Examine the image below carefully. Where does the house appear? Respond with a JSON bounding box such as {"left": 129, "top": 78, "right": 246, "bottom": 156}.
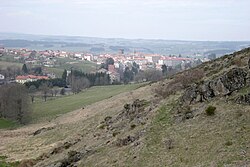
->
{"left": 84, "top": 54, "right": 93, "bottom": 61}
{"left": 0, "top": 74, "right": 5, "bottom": 85}
{"left": 158, "top": 57, "right": 191, "bottom": 67}
{"left": 16, "top": 75, "right": 49, "bottom": 84}
{"left": 60, "top": 51, "right": 68, "bottom": 58}
{"left": 0, "top": 74, "right": 5, "bottom": 80}
{"left": 97, "top": 68, "right": 108, "bottom": 74}
{"left": 109, "top": 72, "right": 120, "bottom": 83}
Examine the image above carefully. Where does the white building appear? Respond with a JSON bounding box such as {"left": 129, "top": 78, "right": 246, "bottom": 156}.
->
{"left": 0, "top": 74, "right": 5, "bottom": 80}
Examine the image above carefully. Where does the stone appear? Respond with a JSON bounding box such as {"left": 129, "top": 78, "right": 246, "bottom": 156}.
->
{"left": 235, "top": 93, "right": 250, "bottom": 104}
{"left": 33, "top": 127, "right": 54, "bottom": 136}
{"left": 182, "top": 68, "right": 248, "bottom": 104}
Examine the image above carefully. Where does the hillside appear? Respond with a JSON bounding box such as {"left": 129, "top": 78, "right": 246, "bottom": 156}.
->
{"left": 0, "top": 48, "right": 250, "bottom": 167}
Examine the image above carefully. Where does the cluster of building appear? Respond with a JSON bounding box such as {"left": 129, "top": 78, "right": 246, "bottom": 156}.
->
{"left": 1, "top": 47, "right": 211, "bottom": 69}
{"left": 15, "top": 75, "right": 49, "bottom": 84}
{"left": 0, "top": 73, "right": 49, "bottom": 85}
{"left": 0, "top": 46, "right": 213, "bottom": 84}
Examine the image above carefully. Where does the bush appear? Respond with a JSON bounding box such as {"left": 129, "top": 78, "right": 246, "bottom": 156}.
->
{"left": 60, "top": 88, "right": 65, "bottom": 95}
{"left": 154, "top": 69, "right": 205, "bottom": 99}
{"left": 225, "top": 141, "right": 233, "bottom": 146}
{"left": 130, "top": 124, "right": 136, "bottom": 129}
{"left": 205, "top": 106, "right": 216, "bottom": 116}
{"left": 175, "top": 69, "right": 205, "bottom": 88}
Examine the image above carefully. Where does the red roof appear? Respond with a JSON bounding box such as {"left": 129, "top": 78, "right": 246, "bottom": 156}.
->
{"left": 16, "top": 75, "right": 49, "bottom": 80}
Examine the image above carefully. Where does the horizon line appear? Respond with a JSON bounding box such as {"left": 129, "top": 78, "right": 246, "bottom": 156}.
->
{"left": 1, "top": 32, "right": 250, "bottom": 43}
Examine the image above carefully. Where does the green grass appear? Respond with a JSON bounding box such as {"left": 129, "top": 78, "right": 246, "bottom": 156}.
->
{"left": 0, "top": 57, "right": 98, "bottom": 77}
{"left": 0, "top": 156, "right": 19, "bottom": 167}
{"left": 0, "top": 61, "right": 22, "bottom": 69}
{"left": 43, "top": 67, "right": 64, "bottom": 77}
{"left": 43, "top": 59, "right": 100, "bottom": 77}
{"left": 31, "top": 84, "right": 144, "bottom": 122}
{"left": 55, "top": 58, "right": 99, "bottom": 73}
{"left": 0, "top": 119, "right": 18, "bottom": 129}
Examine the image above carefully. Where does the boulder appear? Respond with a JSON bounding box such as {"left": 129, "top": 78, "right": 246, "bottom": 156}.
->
{"left": 182, "top": 68, "right": 248, "bottom": 104}
{"left": 235, "top": 93, "right": 250, "bottom": 104}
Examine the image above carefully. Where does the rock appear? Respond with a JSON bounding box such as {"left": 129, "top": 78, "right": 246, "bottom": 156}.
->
{"left": 33, "top": 127, "right": 54, "bottom": 136}
{"left": 185, "top": 112, "right": 194, "bottom": 119}
{"left": 164, "top": 138, "right": 174, "bottom": 149}
{"left": 51, "top": 139, "right": 81, "bottom": 155}
{"left": 248, "top": 58, "right": 250, "bottom": 69}
{"left": 116, "top": 135, "right": 139, "bottom": 147}
{"left": 18, "top": 159, "right": 36, "bottom": 167}
{"left": 182, "top": 68, "right": 248, "bottom": 104}
{"left": 53, "top": 162, "right": 62, "bottom": 167}
{"left": 48, "top": 149, "right": 96, "bottom": 167}
{"left": 235, "top": 93, "right": 250, "bottom": 104}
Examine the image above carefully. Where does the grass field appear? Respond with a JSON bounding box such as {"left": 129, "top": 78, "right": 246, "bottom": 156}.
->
{"left": 31, "top": 84, "right": 144, "bottom": 122}
{"left": 0, "top": 61, "right": 22, "bottom": 69}
{"left": 0, "top": 155, "right": 19, "bottom": 167}
{"left": 0, "top": 118, "right": 18, "bottom": 129}
{"left": 55, "top": 58, "right": 98, "bottom": 73}
{"left": 0, "top": 58, "right": 98, "bottom": 78}
{"left": 43, "top": 57, "right": 99, "bottom": 77}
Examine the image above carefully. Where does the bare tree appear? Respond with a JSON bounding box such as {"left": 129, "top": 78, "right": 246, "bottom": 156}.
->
{"left": 71, "top": 76, "right": 90, "bottom": 94}
{"left": 28, "top": 85, "right": 37, "bottom": 103}
{"left": 0, "top": 84, "right": 30, "bottom": 124}
{"left": 40, "top": 83, "right": 50, "bottom": 102}
{"left": 135, "top": 69, "right": 162, "bottom": 82}
{"left": 54, "top": 89, "right": 59, "bottom": 97}
{"left": 50, "top": 89, "right": 54, "bottom": 97}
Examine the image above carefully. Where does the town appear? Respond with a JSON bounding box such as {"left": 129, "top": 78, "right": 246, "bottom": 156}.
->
{"left": 0, "top": 46, "right": 215, "bottom": 85}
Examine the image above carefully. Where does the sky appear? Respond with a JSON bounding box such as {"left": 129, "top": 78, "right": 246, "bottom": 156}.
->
{"left": 0, "top": 0, "right": 250, "bottom": 41}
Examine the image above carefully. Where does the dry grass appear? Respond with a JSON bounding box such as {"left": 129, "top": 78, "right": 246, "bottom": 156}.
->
{"left": 1, "top": 49, "right": 250, "bottom": 167}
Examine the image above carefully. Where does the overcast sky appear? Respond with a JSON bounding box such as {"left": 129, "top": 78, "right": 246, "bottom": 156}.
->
{"left": 0, "top": 0, "right": 250, "bottom": 41}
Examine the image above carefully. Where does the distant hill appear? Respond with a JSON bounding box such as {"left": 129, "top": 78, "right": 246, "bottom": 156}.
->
{"left": 0, "top": 32, "right": 250, "bottom": 56}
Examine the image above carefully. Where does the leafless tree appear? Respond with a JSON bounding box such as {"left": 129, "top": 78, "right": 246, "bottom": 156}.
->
{"left": 39, "top": 82, "right": 50, "bottom": 102}
{"left": 0, "top": 84, "right": 30, "bottom": 124}
{"left": 71, "top": 76, "right": 90, "bottom": 94}
{"left": 135, "top": 69, "right": 162, "bottom": 82}
{"left": 28, "top": 85, "right": 37, "bottom": 103}
{"left": 54, "top": 89, "right": 59, "bottom": 97}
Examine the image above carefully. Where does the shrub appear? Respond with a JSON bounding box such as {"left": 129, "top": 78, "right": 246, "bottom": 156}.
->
{"left": 153, "top": 81, "right": 182, "bottom": 99}
{"left": 130, "top": 124, "right": 136, "bottom": 129}
{"left": 112, "top": 131, "right": 120, "bottom": 137}
{"left": 225, "top": 141, "right": 233, "bottom": 146}
{"left": 232, "top": 57, "right": 244, "bottom": 67}
{"left": 175, "top": 69, "right": 205, "bottom": 88}
{"left": 60, "top": 88, "right": 65, "bottom": 95}
{"left": 154, "top": 69, "right": 205, "bottom": 99}
{"left": 205, "top": 106, "right": 216, "bottom": 116}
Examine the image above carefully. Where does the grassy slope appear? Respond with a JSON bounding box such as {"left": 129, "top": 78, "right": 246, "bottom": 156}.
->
{"left": 0, "top": 55, "right": 98, "bottom": 77}
{"left": 32, "top": 84, "right": 143, "bottom": 122}
{"left": 55, "top": 58, "right": 98, "bottom": 71}
{"left": 0, "top": 61, "right": 22, "bottom": 69}
{"left": 1, "top": 49, "right": 250, "bottom": 166}
{"left": 130, "top": 98, "right": 250, "bottom": 167}
{"left": 0, "top": 156, "right": 19, "bottom": 167}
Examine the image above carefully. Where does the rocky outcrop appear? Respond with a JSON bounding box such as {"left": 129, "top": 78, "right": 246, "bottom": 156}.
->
{"left": 182, "top": 68, "right": 248, "bottom": 104}
{"left": 116, "top": 135, "right": 139, "bottom": 147}
{"left": 235, "top": 93, "right": 250, "bottom": 104}
{"left": 33, "top": 127, "right": 54, "bottom": 136}
{"left": 46, "top": 149, "right": 96, "bottom": 167}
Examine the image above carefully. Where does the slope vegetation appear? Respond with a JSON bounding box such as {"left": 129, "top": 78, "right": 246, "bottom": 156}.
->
{"left": 0, "top": 48, "right": 250, "bottom": 167}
